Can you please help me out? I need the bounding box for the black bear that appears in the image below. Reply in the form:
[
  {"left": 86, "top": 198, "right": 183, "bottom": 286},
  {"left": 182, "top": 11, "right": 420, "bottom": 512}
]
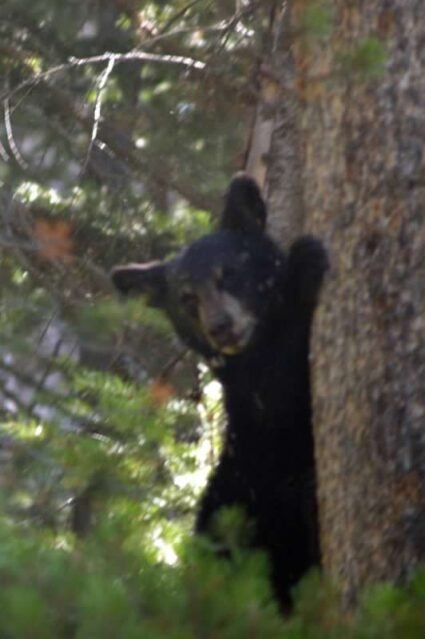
[{"left": 111, "top": 174, "right": 328, "bottom": 607}]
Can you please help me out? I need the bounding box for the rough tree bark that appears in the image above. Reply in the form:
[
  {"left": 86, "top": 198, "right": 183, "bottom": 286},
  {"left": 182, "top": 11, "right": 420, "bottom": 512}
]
[{"left": 266, "top": 0, "right": 425, "bottom": 602}]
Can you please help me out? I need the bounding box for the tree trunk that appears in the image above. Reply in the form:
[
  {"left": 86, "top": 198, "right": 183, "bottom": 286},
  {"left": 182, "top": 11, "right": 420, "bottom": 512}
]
[
  {"left": 269, "top": 0, "right": 425, "bottom": 602},
  {"left": 244, "top": 5, "right": 306, "bottom": 246}
]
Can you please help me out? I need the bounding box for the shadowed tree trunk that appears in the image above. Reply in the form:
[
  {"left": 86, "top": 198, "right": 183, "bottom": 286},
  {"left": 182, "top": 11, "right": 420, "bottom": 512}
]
[{"left": 266, "top": 0, "right": 425, "bottom": 602}]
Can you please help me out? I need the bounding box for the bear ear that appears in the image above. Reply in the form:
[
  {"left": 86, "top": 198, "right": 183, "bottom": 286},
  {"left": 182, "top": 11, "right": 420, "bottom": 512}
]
[
  {"left": 110, "top": 261, "right": 168, "bottom": 307},
  {"left": 219, "top": 172, "right": 267, "bottom": 233}
]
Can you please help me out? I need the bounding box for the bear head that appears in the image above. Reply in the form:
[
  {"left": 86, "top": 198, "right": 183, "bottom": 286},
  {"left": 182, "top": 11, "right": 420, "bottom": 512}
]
[{"left": 111, "top": 174, "right": 285, "bottom": 359}]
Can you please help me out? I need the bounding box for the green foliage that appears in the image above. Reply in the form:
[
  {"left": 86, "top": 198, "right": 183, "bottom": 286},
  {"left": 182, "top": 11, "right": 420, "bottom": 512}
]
[
  {"left": 76, "top": 298, "right": 173, "bottom": 345},
  {"left": 355, "top": 576, "right": 425, "bottom": 639},
  {"left": 0, "top": 515, "right": 424, "bottom": 638},
  {"left": 287, "top": 570, "right": 344, "bottom": 638},
  {"left": 208, "top": 505, "right": 257, "bottom": 557},
  {"left": 0, "top": 517, "right": 281, "bottom": 639},
  {"left": 298, "top": 1, "right": 334, "bottom": 40},
  {"left": 339, "top": 37, "right": 387, "bottom": 78}
]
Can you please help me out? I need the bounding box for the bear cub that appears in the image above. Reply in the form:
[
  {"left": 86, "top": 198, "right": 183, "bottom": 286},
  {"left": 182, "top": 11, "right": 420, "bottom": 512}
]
[{"left": 111, "top": 174, "right": 328, "bottom": 606}]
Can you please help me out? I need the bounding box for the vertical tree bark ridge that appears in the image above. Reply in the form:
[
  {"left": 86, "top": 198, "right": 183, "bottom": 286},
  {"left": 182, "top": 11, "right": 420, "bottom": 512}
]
[
  {"left": 291, "top": 1, "right": 425, "bottom": 601},
  {"left": 266, "top": 80, "right": 306, "bottom": 245},
  {"left": 265, "top": 4, "right": 307, "bottom": 247}
]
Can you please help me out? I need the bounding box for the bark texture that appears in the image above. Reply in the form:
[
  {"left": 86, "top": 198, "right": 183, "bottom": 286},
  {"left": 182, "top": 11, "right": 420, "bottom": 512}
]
[
  {"left": 264, "top": 5, "right": 306, "bottom": 246},
  {"left": 270, "top": 0, "right": 425, "bottom": 601}
]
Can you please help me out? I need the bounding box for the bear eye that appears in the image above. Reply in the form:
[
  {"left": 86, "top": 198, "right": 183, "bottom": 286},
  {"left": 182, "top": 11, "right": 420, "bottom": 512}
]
[
  {"left": 180, "top": 289, "right": 198, "bottom": 315},
  {"left": 216, "top": 265, "right": 237, "bottom": 290}
]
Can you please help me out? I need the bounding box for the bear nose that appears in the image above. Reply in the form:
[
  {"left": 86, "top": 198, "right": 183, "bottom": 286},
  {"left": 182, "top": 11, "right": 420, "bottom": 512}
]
[{"left": 208, "top": 316, "right": 233, "bottom": 341}]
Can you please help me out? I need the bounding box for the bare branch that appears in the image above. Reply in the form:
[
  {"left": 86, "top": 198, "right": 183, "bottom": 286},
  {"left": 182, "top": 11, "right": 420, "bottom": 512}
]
[
  {"left": 0, "top": 137, "right": 9, "bottom": 162},
  {"left": 81, "top": 56, "right": 116, "bottom": 175},
  {"left": 3, "top": 98, "right": 28, "bottom": 169},
  {"left": 1, "top": 49, "right": 206, "bottom": 103},
  {"left": 69, "top": 50, "right": 205, "bottom": 70}
]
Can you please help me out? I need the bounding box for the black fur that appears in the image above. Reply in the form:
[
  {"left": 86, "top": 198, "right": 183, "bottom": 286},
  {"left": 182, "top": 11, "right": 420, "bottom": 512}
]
[{"left": 111, "top": 174, "right": 328, "bottom": 606}]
